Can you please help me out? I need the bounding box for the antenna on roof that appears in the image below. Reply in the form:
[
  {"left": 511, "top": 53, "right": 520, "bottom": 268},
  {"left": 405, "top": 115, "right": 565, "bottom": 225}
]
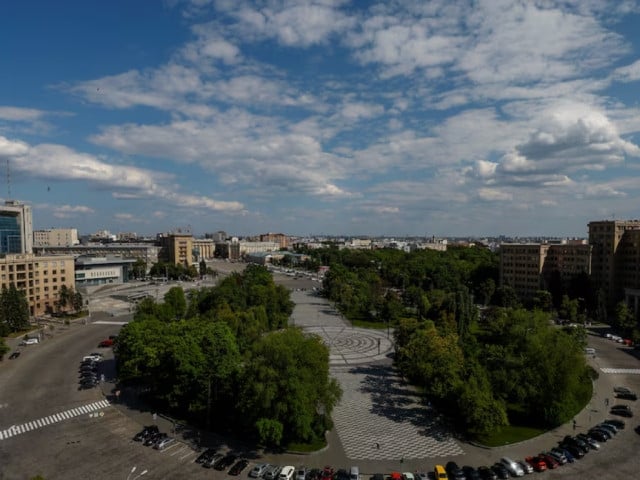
[{"left": 6, "top": 158, "right": 10, "bottom": 199}]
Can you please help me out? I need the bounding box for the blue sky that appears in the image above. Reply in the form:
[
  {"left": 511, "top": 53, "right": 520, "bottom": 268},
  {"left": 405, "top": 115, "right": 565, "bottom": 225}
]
[{"left": 2, "top": 0, "right": 640, "bottom": 238}]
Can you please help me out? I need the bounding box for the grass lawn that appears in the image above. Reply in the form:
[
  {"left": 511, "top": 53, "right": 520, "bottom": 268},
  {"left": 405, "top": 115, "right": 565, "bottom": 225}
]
[
  {"left": 475, "top": 425, "right": 547, "bottom": 447},
  {"left": 286, "top": 438, "right": 327, "bottom": 452}
]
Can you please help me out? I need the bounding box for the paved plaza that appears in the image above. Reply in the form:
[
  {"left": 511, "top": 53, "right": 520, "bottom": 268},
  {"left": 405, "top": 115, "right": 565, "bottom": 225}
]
[{"left": 290, "top": 290, "right": 464, "bottom": 461}]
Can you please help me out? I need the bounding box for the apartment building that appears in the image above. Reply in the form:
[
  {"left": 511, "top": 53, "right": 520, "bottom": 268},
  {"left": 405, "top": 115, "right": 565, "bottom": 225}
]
[
  {"left": 159, "top": 232, "right": 194, "bottom": 267},
  {"left": 500, "top": 242, "right": 591, "bottom": 302},
  {"left": 0, "top": 253, "right": 75, "bottom": 317},
  {"left": 589, "top": 220, "right": 640, "bottom": 312}
]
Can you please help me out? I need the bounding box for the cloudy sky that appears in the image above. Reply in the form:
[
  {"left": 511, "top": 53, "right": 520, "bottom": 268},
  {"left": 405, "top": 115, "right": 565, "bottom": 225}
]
[{"left": 2, "top": 0, "right": 640, "bottom": 237}]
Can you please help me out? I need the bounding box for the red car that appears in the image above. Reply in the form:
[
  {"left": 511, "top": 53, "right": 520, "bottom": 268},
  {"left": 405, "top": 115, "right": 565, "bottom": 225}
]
[
  {"left": 98, "top": 338, "right": 114, "bottom": 348},
  {"left": 524, "top": 456, "right": 547, "bottom": 472},
  {"left": 321, "top": 466, "right": 334, "bottom": 480},
  {"left": 539, "top": 453, "right": 560, "bottom": 469}
]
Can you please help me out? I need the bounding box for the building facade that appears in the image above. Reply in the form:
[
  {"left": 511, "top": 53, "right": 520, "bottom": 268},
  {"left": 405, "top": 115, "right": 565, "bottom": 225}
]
[
  {"left": 33, "top": 228, "right": 79, "bottom": 247},
  {"left": 500, "top": 242, "right": 591, "bottom": 302},
  {"left": 0, "top": 253, "right": 75, "bottom": 317},
  {"left": 193, "top": 238, "right": 215, "bottom": 260},
  {"left": 159, "top": 233, "right": 194, "bottom": 266},
  {"left": 74, "top": 256, "right": 137, "bottom": 286},
  {"left": 589, "top": 220, "right": 640, "bottom": 312},
  {"left": 259, "top": 233, "right": 289, "bottom": 249},
  {"left": 0, "top": 200, "right": 33, "bottom": 254}
]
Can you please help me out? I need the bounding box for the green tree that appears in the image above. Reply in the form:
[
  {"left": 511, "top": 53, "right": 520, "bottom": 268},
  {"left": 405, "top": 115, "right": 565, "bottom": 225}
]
[
  {"left": 72, "top": 291, "right": 84, "bottom": 312},
  {"left": 0, "top": 337, "right": 10, "bottom": 360},
  {"left": 132, "top": 258, "right": 147, "bottom": 279},
  {"left": 559, "top": 295, "right": 579, "bottom": 321},
  {"left": 614, "top": 301, "right": 635, "bottom": 335},
  {"left": 239, "top": 328, "right": 341, "bottom": 445},
  {"left": 255, "top": 418, "right": 284, "bottom": 446},
  {"left": 199, "top": 259, "right": 207, "bottom": 278},
  {"left": 164, "top": 287, "right": 187, "bottom": 320},
  {"left": 0, "top": 284, "right": 30, "bottom": 332}
]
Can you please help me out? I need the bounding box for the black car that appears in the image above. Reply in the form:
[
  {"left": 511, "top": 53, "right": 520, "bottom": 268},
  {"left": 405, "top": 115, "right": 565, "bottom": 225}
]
[
  {"left": 195, "top": 448, "right": 218, "bottom": 464},
  {"left": 134, "top": 425, "right": 159, "bottom": 442},
  {"left": 490, "top": 463, "right": 509, "bottom": 480},
  {"left": 477, "top": 466, "right": 497, "bottom": 480},
  {"left": 143, "top": 432, "right": 165, "bottom": 446},
  {"left": 307, "top": 469, "right": 322, "bottom": 480},
  {"left": 560, "top": 443, "right": 585, "bottom": 459},
  {"left": 335, "top": 469, "right": 350, "bottom": 480},
  {"left": 446, "top": 462, "right": 466, "bottom": 480},
  {"left": 229, "top": 459, "right": 249, "bottom": 476},
  {"left": 616, "top": 391, "right": 637, "bottom": 401},
  {"left": 564, "top": 435, "right": 590, "bottom": 452},
  {"left": 596, "top": 423, "right": 618, "bottom": 435},
  {"left": 9, "top": 351, "right": 21, "bottom": 359},
  {"left": 603, "top": 418, "right": 626, "bottom": 429},
  {"left": 462, "top": 466, "right": 480, "bottom": 480},
  {"left": 610, "top": 405, "right": 634, "bottom": 417},
  {"left": 587, "top": 429, "right": 609, "bottom": 442},
  {"left": 214, "top": 454, "right": 237, "bottom": 471}
]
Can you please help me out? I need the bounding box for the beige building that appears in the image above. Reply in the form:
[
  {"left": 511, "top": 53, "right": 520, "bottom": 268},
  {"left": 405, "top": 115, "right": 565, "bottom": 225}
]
[
  {"left": 259, "top": 233, "right": 288, "bottom": 249},
  {"left": 33, "top": 228, "right": 79, "bottom": 247},
  {"left": 0, "top": 253, "right": 75, "bottom": 317},
  {"left": 159, "top": 233, "right": 194, "bottom": 267},
  {"left": 500, "top": 242, "right": 591, "bottom": 302},
  {"left": 193, "top": 238, "right": 215, "bottom": 260},
  {"left": 589, "top": 220, "right": 640, "bottom": 312}
]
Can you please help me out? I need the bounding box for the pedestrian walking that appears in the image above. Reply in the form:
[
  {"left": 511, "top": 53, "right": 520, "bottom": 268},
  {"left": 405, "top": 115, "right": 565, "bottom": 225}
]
[
  {"left": 605, "top": 397, "right": 609, "bottom": 407},
  {"left": 572, "top": 418, "right": 576, "bottom": 431},
  {"left": 375, "top": 442, "right": 380, "bottom": 449}
]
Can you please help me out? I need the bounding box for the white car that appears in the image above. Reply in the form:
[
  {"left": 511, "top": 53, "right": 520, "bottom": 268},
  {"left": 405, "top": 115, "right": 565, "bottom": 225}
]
[
  {"left": 500, "top": 457, "right": 524, "bottom": 477},
  {"left": 154, "top": 436, "right": 175, "bottom": 450},
  {"left": 20, "top": 338, "right": 39, "bottom": 346}
]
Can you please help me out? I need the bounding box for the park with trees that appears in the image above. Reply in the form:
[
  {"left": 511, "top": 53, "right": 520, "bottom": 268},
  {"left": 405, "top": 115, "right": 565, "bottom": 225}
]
[
  {"left": 115, "top": 264, "right": 341, "bottom": 448},
  {"left": 314, "top": 245, "right": 596, "bottom": 442}
]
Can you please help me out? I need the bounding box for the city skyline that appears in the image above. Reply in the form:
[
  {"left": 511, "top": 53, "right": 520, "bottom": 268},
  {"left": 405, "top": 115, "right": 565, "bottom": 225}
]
[{"left": 1, "top": 1, "right": 640, "bottom": 237}]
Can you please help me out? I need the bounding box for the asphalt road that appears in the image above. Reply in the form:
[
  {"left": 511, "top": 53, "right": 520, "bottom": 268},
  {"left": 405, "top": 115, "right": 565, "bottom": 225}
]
[{"left": 1, "top": 268, "right": 640, "bottom": 479}]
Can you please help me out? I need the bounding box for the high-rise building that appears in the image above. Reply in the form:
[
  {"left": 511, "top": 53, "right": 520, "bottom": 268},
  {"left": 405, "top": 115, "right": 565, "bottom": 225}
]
[
  {"left": 588, "top": 220, "right": 640, "bottom": 311},
  {"left": 0, "top": 200, "right": 33, "bottom": 254}
]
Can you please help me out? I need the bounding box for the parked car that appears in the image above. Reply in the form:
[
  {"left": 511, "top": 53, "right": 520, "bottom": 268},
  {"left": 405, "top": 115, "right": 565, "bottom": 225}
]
[
  {"left": 296, "top": 466, "right": 307, "bottom": 480},
  {"left": 556, "top": 448, "right": 575, "bottom": 463},
  {"left": 401, "top": 473, "right": 414, "bottom": 480},
  {"left": 564, "top": 435, "right": 590, "bottom": 452},
  {"left": 517, "top": 461, "right": 533, "bottom": 474},
  {"left": 596, "top": 422, "right": 618, "bottom": 435},
  {"left": 249, "top": 463, "right": 270, "bottom": 477},
  {"left": 524, "top": 456, "right": 547, "bottom": 472},
  {"left": 500, "top": 457, "right": 525, "bottom": 477},
  {"left": 462, "top": 466, "right": 480, "bottom": 480},
  {"left": 98, "top": 339, "right": 114, "bottom": 348},
  {"left": 560, "top": 443, "right": 585, "bottom": 459},
  {"left": 603, "top": 418, "right": 626, "bottom": 429},
  {"left": 617, "top": 391, "right": 638, "bottom": 400},
  {"left": 546, "top": 449, "right": 568, "bottom": 464},
  {"left": 229, "top": 459, "right": 249, "bottom": 476},
  {"left": 20, "top": 337, "right": 39, "bottom": 346},
  {"left": 264, "top": 465, "right": 282, "bottom": 480},
  {"left": 214, "top": 454, "right": 238, "bottom": 471},
  {"left": 334, "top": 469, "right": 349, "bottom": 480},
  {"left": 195, "top": 448, "right": 217, "bottom": 464},
  {"left": 614, "top": 386, "right": 633, "bottom": 395},
  {"left": 490, "top": 463, "right": 509, "bottom": 479},
  {"left": 477, "top": 466, "right": 497, "bottom": 480},
  {"left": 610, "top": 405, "right": 633, "bottom": 417},
  {"left": 154, "top": 436, "right": 175, "bottom": 450},
  {"left": 134, "top": 425, "right": 159, "bottom": 442},
  {"left": 143, "top": 432, "right": 165, "bottom": 447},
  {"left": 8, "top": 351, "right": 21, "bottom": 359},
  {"left": 203, "top": 453, "right": 225, "bottom": 469},
  {"left": 307, "top": 468, "right": 322, "bottom": 480},
  {"left": 587, "top": 428, "right": 610, "bottom": 442},
  {"left": 446, "top": 462, "right": 466, "bottom": 480},
  {"left": 539, "top": 453, "right": 560, "bottom": 469},
  {"left": 320, "top": 467, "right": 334, "bottom": 480},
  {"left": 576, "top": 433, "right": 600, "bottom": 450}
]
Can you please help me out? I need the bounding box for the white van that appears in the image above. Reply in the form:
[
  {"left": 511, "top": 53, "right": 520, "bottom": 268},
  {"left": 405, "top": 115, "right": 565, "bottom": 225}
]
[{"left": 279, "top": 466, "right": 295, "bottom": 480}]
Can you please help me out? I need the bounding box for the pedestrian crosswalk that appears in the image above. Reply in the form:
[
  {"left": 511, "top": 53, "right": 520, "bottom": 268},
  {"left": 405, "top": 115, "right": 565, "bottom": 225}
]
[
  {"left": 600, "top": 368, "right": 640, "bottom": 375},
  {"left": 0, "top": 399, "right": 110, "bottom": 441}
]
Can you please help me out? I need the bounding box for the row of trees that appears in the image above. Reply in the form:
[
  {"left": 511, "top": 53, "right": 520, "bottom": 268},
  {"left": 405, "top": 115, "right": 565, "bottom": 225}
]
[
  {"left": 0, "top": 284, "right": 30, "bottom": 336},
  {"left": 116, "top": 265, "right": 341, "bottom": 446}
]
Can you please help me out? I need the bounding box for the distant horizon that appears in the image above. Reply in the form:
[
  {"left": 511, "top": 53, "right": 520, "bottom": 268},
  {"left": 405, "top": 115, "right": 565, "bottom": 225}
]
[{"left": 2, "top": 1, "right": 640, "bottom": 236}]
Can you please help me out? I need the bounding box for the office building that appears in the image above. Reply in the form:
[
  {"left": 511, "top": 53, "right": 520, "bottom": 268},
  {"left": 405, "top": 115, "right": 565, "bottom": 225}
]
[
  {"left": 159, "top": 232, "right": 194, "bottom": 266},
  {"left": 33, "top": 228, "right": 79, "bottom": 247},
  {"left": 0, "top": 200, "right": 33, "bottom": 254}
]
